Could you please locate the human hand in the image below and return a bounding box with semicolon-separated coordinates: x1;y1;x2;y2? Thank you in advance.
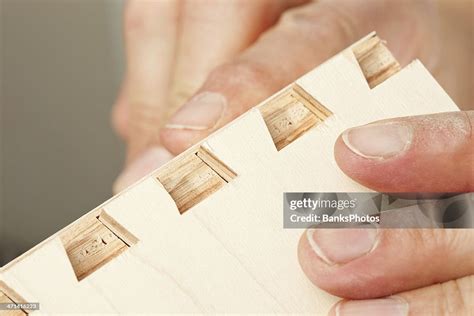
113;0;442;192
112;0;309;191
298;111;474;315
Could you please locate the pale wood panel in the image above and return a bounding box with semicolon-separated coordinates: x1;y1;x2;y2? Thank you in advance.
0;293;25;316
0;281;26;316
1;239;120;314
0;33;459;314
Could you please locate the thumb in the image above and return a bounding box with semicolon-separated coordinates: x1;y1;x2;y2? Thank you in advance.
334;111;474;193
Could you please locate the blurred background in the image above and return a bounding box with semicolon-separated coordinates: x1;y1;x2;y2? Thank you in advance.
1;0;125;265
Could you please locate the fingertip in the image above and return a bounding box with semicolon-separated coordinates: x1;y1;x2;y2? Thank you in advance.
297;230;320;285
334;135;379;190
333;134;353;172
298;229;383;300
160;127;207;156
299;227;474;301
160;91;229;154
298;228;382;299
298;230;353;299
334;112;474;192
113;147;174;194
331;297;409;316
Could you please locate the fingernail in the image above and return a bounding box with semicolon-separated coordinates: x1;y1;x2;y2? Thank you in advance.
336;297;409;316
113;147;174;193
342;122;413;159
307;228;378;265
165;92;226;131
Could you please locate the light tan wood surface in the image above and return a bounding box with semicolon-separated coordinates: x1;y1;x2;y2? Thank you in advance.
0;33;459;314
352;35;401;88
0;282;26;316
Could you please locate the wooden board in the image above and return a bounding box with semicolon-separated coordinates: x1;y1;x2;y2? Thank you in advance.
0;282;27;315
0;33;459;314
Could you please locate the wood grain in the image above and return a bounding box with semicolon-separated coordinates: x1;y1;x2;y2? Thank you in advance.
156;145;236;214
260;84;332;150
0;293;25;316
0;33;459;314
60;211;137;281
353;34;401;88
0;282;26;316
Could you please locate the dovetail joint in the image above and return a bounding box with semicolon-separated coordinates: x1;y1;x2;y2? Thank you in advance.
352;34;401;88
156;146;236;214
260;83;332;150
60;210;137;281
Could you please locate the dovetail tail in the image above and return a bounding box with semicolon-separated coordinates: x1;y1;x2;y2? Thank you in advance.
195;146;236;183
156;146;236;214
353;34;401;89
60;210;138;281
260;83;332;151
0;281;27;315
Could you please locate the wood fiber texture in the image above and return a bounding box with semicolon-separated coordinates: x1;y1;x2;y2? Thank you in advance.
0;33;458;314
0;282;26;315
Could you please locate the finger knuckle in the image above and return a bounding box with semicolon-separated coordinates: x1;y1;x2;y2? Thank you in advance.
412;230;448;254
278;3;356;45
208;61;272;92
412;229;472;262
439;276;473;315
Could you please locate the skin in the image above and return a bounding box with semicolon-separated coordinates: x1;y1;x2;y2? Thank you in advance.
300;111;473;314
111;1;474;314
113;0;472;189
